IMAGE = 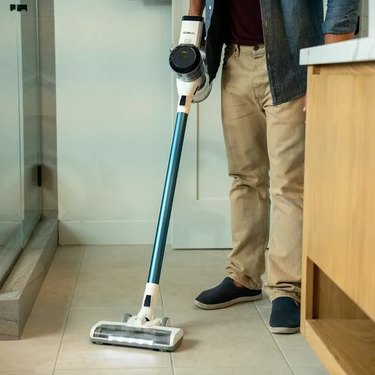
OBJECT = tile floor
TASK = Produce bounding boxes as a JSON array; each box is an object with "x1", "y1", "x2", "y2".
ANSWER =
[{"x1": 0, "y1": 246, "x2": 328, "y2": 375}]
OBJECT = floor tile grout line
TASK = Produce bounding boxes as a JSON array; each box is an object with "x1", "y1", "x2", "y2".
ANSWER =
[
  {"x1": 253, "y1": 302, "x2": 296, "y2": 375},
  {"x1": 51, "y1": 245, "x2": 87, "y2": 375}
]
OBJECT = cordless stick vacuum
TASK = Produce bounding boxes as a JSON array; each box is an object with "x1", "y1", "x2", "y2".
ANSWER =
[{"x1": 89, "y1": 16, "x2": 211, "y2": 352}]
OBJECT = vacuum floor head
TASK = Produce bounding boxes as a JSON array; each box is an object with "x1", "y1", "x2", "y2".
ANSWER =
[{"x1": 90, "y1": 321, "x2": 183, "y2": 352}]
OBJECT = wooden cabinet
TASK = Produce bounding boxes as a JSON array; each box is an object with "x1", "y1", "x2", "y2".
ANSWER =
[{"x1": 301, "y1": 62, "x2": 375, "y2": 374}]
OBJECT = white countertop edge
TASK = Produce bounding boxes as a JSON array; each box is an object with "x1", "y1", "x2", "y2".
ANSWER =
[{"x1": 300, "y1": 37, "x2": 375, "y2": 65}]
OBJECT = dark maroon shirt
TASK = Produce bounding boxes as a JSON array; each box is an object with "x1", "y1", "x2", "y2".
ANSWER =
[{"x1": 224, "y1": 0, "x2": 264, "y2": 46}]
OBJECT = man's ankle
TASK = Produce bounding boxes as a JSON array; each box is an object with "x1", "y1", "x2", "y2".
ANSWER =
[{"x1": 233, "y1": 279, "x2": 245, "y2": 288}]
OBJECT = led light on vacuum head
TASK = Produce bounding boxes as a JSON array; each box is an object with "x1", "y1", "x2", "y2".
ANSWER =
[
  {"x1": 93, "y1": 324, "x2": 170, "y2": 345},
  {"x1": 90, "y1": 321, "x2": 183, "y2": 351}
]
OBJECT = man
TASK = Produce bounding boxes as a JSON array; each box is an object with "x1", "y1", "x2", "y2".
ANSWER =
[{"x1": 190, "y1": 0, "x2": 359, "y2": 333}]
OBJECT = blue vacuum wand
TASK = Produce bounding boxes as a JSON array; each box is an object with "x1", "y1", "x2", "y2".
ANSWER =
[
  {"x1": 148, "y1": 111, "x2": 188, "y2": 284},
  {"x1": 90, "y1": 16, "x2": 211, "y2": 352}
]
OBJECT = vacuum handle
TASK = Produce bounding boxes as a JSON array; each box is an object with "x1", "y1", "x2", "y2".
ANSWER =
[{"x1": 178, "y1": 16, "x2": 204, "y2": 47}]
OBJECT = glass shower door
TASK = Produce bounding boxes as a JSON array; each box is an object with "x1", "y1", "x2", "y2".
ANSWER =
[
  {"x1": 0, "y1": 1, "x2": 23, "y2": 284},
  {"x1": 0, "y1": 0, "x2": 41, "y2": 286},
  {"x1": 19, "y1": 0, "x2": 41, "y2": 245}
]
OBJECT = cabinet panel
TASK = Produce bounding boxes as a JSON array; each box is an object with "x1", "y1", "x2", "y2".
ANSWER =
[
  {"x1": 305, "y1": 319, "x2": 375, "y2": 375},
  {"x1": 303, "y1": 62, "x2": 375, "y2": 321}
]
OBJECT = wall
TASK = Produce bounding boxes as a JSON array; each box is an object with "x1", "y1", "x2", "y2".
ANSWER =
[
  {"x1": 360, "y1": 0, "x2": 369, "y2": 36},
  {"x1": 53, "y1": 0, "x2": 369, "y2": 246},
  {"x1": 55, "y1": 0, "x2": 172, "y2": 244},
  {"x1": 368, "y1": 0, "x2": 374, "y2": 37}
]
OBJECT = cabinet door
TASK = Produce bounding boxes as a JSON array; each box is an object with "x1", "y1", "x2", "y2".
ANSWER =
[
  {"x1": 171, "y1": 1, "x2": 231, "y2": 248},
  {"x1": 303, "y1": 63, "x2": 375, "y2": 320}
]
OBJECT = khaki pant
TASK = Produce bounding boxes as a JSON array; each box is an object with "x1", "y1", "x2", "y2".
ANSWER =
[{"x1": 221, "y1": 44, "x2": 305, "y2": 302}]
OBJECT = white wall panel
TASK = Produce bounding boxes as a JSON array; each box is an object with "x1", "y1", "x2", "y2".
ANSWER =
[{"x1": 55, "y1": 0, "x2": 172, "y2": 244}]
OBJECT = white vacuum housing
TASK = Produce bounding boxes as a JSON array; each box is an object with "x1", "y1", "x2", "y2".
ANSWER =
[{"x1": 169, "y1": 15, "x2": 212, "y2": 112}]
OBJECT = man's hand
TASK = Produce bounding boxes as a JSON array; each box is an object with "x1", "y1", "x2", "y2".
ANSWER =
[
  {"x1": 188, "y1": 0, "x2": 204, "y2": 16},
  {"x1": 324, "y1": 32, "x2": 355, "y2": 44}
]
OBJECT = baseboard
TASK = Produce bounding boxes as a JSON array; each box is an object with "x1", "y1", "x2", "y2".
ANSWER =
[
  {"x1": 0, "y1": 218, "x2": 58, "y2": 340},
  {"x1": 58, "y1": 220, "x2": 163, "y2": 245}
]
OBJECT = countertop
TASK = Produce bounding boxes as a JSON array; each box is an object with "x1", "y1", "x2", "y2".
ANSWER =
[{"x1": 300, "y1": 37, "x2": 375, "y2": 65}]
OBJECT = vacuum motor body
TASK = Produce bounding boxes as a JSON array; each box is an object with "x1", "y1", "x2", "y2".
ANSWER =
[{"x1": 169, "y1": 16, "x2": 211, "y2": 103}]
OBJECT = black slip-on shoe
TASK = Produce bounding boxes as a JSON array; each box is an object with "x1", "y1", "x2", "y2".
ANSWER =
[
  {"x1": 194, "y1": 277, "x2": 263, "y2": 310},
  {"x1": 269, "y1": 296, "x2": 300, "y2": 334}
]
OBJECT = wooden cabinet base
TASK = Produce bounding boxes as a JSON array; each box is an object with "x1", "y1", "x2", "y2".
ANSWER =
[
  {"x1": 302, "y1": 62, "x2": 375, "y2": 374},
  {"x1": 305, "y1": 320, "x2": 375, "y2": 375}
]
